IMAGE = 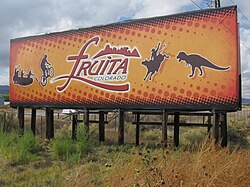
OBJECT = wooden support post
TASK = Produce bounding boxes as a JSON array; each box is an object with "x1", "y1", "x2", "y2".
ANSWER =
[
  {"x1": 3, "y1": 112, "x2": 7, "y2": 133},
  {"x1": 84, "y1": 109, "x2": 89, "y2": 137},
  {"x1": 162, "y1": 109, "x2": 168, "y2": 147},
  {"x1": 18, "y1": 107, "x2": 25, "y2": 136},
  {"x1": 135, "y1": 113, "x2": 140, "y2": 146},
  {"x1": 174, "y1": 112, "x2": 180, "y2": 147},
  {"x1": 118, "y1": 109, "x2": 124, "y2": 145},
  {"x1": 213, "y1": 112, "x2": 220, "y2": 145},
  {"x1": 207, "y1": 114, "x2": 212, "y2": 139},
  {"x1": 50, "y1": 110, "x2": 54, "y2": 138},
  {"x1": 72, "y1": 115, "x2": 77, "y2": 140},
  {"x1": 221, "y1": 113, "x2": 228, "y2": 147},
  {"x1": 31, "y1": 109, "x2": 36, "y2": 136},
  {"x1": 46, "y1": 108, "x2": 52, "y2": 140},
  {"x1": 99, "y1": 111, "x2": 105, "y2": 142}
]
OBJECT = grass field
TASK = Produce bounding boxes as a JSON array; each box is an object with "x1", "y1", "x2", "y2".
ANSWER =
[{"x1": 0, "y1": 113, "x2": 249, "y2": 187}]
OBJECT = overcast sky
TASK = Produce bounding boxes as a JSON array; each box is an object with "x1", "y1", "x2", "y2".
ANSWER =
[{"x1": 1, "y1": 0, "x2": 250, "y2": 97}]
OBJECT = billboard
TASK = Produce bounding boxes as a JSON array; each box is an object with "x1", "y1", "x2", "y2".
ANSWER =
[{"x1": 10, "y1": 6, "x2": 240, "y2": 111}]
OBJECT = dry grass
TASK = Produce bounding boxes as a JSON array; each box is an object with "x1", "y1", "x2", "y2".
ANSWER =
[{"x1": 63, "y1": 142, "x2": 250, "y2": 187}]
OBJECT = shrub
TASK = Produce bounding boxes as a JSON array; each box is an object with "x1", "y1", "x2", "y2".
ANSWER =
[
  {"x1": 0, "y1": 130, "x2": 40, "y2": 164},
  {"x1": 51, "y1": 124, "x2": 91, "y2": 164},
  {"x1": 228, "y1": 119, "x2": 250, "y2": 149}
]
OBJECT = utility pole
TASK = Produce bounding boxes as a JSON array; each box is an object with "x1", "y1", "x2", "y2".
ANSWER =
[{"x1": 215, "y1": 0, "x2": 221, "y2": 8}]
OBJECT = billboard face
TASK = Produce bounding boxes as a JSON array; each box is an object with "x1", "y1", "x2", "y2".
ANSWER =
[{"x1": 10, "y1": 6, "x2": 240, "y2": 111}]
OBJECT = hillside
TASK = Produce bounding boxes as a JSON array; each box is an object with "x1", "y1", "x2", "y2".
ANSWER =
[{"x1": 0, "y1": 85, "x2": 9, "y2": 95}]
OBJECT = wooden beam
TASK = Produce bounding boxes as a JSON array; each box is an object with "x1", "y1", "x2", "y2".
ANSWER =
[
  {"x1": 18, "y1": 107, "x2": 25, "y2": 136},
  {"x1": 135, "y1": 113, "x2": 140, "y2": 146},
  {"x1": 50, "y1": 110, "x2": 54, "y2": 139},
  {"x1": 221, "y1": 113, "x2": 228, "y2": 147},
  {"x1": 84, "y1": 109, "x2": 89, "y2": 137},
  {"x1": 132, "y1": 121, "x2": 212, "y2": 127},
  {"x1": 207, "y1": 115, "x2": 212, "y2": 139},
  {"x1": 99, "y1": 111, "x2": 105, "y2": 142},
  {"x1": 213, "y1": 112, "x2": 220, "y2": 145},
  {"x1": 3, "y1": 112, "x2": 7, "y2": 133},
  {"x1": 45, "y1": 109, "x2": 54, "y2": 139},
  {"x1": 72, "y1": 115, "x2": 77, "y2": 140},
  {"x1": 118, "y1": 109, "x2": 124, "y2": 145},
  {"x1": 162, "y1": 109, "x2": 168, "y2": 147},
  {"x1": 31, "y1": 109, "x2": 36, "y2": 136},
  {"x1": 174, "y1": 112, "x2": 180, "y2": 147}
]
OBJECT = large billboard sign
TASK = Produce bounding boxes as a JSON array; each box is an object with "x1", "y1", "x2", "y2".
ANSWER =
[{"x1": 10, "y1": 6, "x2": 240, "y2": 111}]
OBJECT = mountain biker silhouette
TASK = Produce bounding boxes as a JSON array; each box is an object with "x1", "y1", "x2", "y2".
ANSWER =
[
  {"x1": 40, "y1": 54, "x2": 51, "y2": 77},
  {"x1": 39, "y1": 54, "x2": 54, "y2": 86}
]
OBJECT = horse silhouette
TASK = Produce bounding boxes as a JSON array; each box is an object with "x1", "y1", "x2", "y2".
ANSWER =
[{"x1": 142, "y1": 43, "x2": 169, "y2": 81}]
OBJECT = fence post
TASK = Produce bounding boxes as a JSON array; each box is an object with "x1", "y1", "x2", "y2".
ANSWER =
[{"x1": 2, "y1": 112, "x2": 7, "y2": 133}]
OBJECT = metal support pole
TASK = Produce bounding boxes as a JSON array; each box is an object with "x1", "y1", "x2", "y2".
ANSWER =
[
  {"x1": 174, "y1": 112, "x2": 180, "y2": 147},
  {"x1": 162, "y1": 109, "x2": 168, "y2": 147},
  {"x1": 135, "y1": 113, "x2": 140, "y2": 146},
  {"x1": 215, "y1": 0, "x2": 221, "y2": 8},
  {"x1": 18, "y1": 107, "x2": 25, "y2": 136},
  {"x1": 118, "y1": 109, "x2": 124, "y2": 145},
  {"x1": 99, "y1": 111, "x2": 105, "y2": 142},
  {"x1": 31, "y1": 108, "x2": 36, "y2": 136}
]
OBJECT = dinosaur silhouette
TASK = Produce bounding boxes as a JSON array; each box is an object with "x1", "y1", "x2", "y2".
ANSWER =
[
  {"x1": 176, "y1": 51, "x2": 231, "y2": 78},
  {"x1": 142, "y1": 43, "x2": 169, "y2": 81}
]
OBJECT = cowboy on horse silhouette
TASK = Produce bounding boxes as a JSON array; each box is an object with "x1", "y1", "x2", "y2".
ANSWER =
[{"x1": 141, "y1": 43, "x2": 169, "y2": 81}]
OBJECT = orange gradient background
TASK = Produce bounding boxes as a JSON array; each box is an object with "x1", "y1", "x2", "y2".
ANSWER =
[{"x1": 10, "y1": 6, "x2": 240, "y2": 111}]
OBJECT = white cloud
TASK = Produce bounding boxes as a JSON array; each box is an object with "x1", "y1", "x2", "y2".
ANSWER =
[{"x1": 1, "y1": 0, "x2": 250, "y2": 99}]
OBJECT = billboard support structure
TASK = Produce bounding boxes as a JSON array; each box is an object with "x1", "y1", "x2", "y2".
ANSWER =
[
  {"x1": 174, "y1": 112, "x2": 180, "y2": 147},
  {"x1": 135, "y1": 113, "x2": 140, "y2": 146},
  {"x1": 72, "y1": 115, "x2": 78, "y2": 140},
  {"x1": 220, "y1": 113, "x2": 228, "y2": 147},
  {"x1": 18, "y1": 107, "x2": 24, "y2": 136},
  {"x1": 118, "y1": 109, "x2": 125, "y2": 145},
  {"x1": 213, "y1": 111, "x2": 220, "y2": 145},
  {"x1": 31, "y1": 109, "x2": 36, "y2": 136},
  {"x1": 99, "y1": 111, "x2": 105, "y2": 142},
  {"x1": 162, "y1": 110, "x2": 168, "y2": 147}
]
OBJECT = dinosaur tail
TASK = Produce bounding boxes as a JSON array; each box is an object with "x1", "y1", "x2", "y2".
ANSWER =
[{"x1": 205, "y1": 63, "x2": 231, "y2": 71}]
